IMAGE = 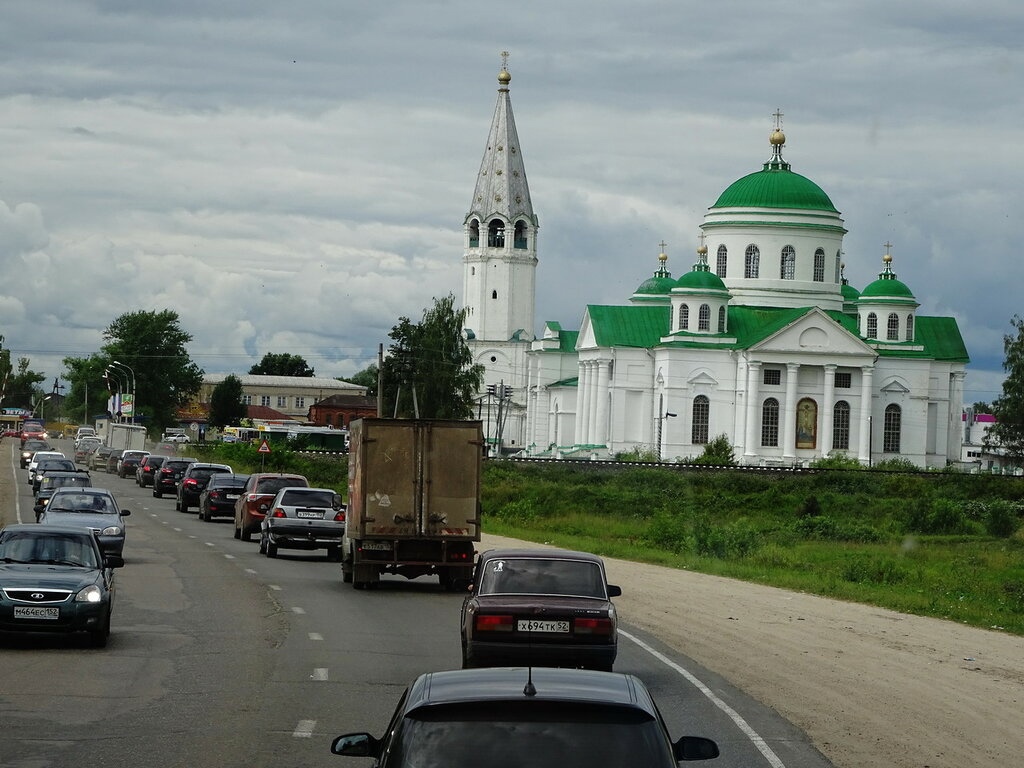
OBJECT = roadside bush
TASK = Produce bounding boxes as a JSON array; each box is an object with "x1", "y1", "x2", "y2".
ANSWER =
[
  {"x1": 908, "y1": 498, "x2": 979, "y2": 535},
  {"x1": 982, "y1": 501, "x2": 1023, "y2": 538},
  {"x1": 646, "y1": 508, "x2": 690, "y2": 553},
  {"x1": 692, "y1": 514, "x2": 760, "y2": 558},
  {"x1": 614, "y1": 445, "x2": 660, "y2": 462},
  {"x1": 840, "y1": 554, "x2": 910, "y2": 585},
  {"x1": 810, "y1": 454, "x2": 864, "y2": 470},
  {"x1": 493, "y1": 498, "x2": 540, "y2": 526}
]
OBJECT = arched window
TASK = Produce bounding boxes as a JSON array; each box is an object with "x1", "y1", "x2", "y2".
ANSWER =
[
  {"x1": 866, "y1": 312, "x2": 878, "y2": 339},
  {"x1": 492, "y1": 290, "x2": 498, "y2": 299},
  {"x1": 883, "y1": 404, "x2": 902, "y2": 453},
  {"x1": 716, "y1": 245, "x2": 728, "y2": 277},
  {"x1": 761, "y1": 397, "x2": 780, "y2": 447},
  {"x1": 698, "y1": 304, "x2": 711, "y2": 331},
  {"x1": 906, "y1": 314, "x2": 914, "y2": 341},
  {"x1": 832, "y1": 401, "x2": 850, "y2": 450},
  {"x1": 487, "y1": 219, "x2": 505, "y2": 248},
  {"x1": 717, "y1": 306, "x2": 726, "y2": 333},
  {"x1": 745, "y1": 245, "x2": 760, "y2": 278},
  {"x1": 692, "y1": 395, "x2": 710, "y2": 445},
  {"x1": 469, "y1": 219, "x2": 480, "y2": 247},
  {"x1": 678, "y1": 304, "x2": 689, "y2": 330},
  {"x1": 887, "y1": 313, "x2": 899, "y2": 341},
  {"x1": 813, "y1": 248, "x2": 826, "y2": 282},
  {"x1": 780, "y1": 245, "x2": 796, "y2": 280},
  {"x1": 513, "y1": 220, "x2": 528, "y2": 249}
]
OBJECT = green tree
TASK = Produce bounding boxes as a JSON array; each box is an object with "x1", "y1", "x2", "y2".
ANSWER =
[
  {"x1": 249, "y1": 353, "x2": 315, "y2": 377},
  {"x1": 208, "y1": 374, "x2": 247, "y2": 429},
  {"x1": 380, "y1": 294, "x2": 483, "y2": 419},
  {"x1": 341, "y1": 364, "x2": 379, "y2": 396},
  {"x1": 987, "y1": 315, "x2": 1024, "y2": 468},
  {"x1": 0, "y1": 335, "x2": 46, "y2": 410},
  {"x1": 63, "y1": 310, "x2": 203, "y2": 434}
]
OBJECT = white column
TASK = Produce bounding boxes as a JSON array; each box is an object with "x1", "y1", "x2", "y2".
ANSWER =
[
  {"x1": 734, "y1": 356, "x2": 747, "y2": 453},
  {"x1": 782, "y1": 363, "x2": 799, "y2": 459},
  {"x1": 574, "y1": 361, "x2": 590, "y2": 446},
  {"x1": 948, "y1": 371, "x2": 966, "y2": 462},
  {"x1": 821, "y1": 364, "x2": 836, "y2": 456},
  {"x1": 587, "y1": 361, "x2": 600, "y2": 445},
  {"x1": 744, "y1": 360, "x2": 761, "y2": 459},
  {"x1": 595, "y1": 360, "x2": 611, "y2": 447},
  {"x1": 858, "y1": 366, "x2": 874, "y2": 463}
]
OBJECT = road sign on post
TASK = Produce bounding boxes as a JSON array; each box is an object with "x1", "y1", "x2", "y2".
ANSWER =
[{"x1": 258, "y1": 438, "x2": 271, "y2": 471}]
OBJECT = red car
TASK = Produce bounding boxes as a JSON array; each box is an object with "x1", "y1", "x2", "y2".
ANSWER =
[{"x1": 233, "y1": 473, "x2": 309, "y2": 541}]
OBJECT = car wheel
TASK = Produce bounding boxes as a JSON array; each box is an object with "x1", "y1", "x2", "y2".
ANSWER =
[
  {"x1": 154, "y1": 488, "x2": 162, "y2": 498},
  {"x1": 174, "y1": 497, "x2": 181, "y2": 511},
  {"x1": 326, "y1": 545, "x2": 342, "y2": 562},
  {"x1": 266, "y1": 541, "x2": 278, "y2": 558},
  {"x1": 233, "y1": 524, "x2": 241, "y2": 540},
  {"x1": 240, "y1": 527, "x2": 252, "y2": 542},
  {"x1": 89, "y1": 615, "x2": 111, "y2": 648},
  {"x1": 181, "y1": 499, "x2": 190, "y2": 513},
  {"x1": 258, "y1": 535, "x2": 267, "y2": 554}
]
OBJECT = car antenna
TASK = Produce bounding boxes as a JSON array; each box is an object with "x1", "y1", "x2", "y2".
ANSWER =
[{"x1": 523, "y1": 667, "x2": 536, "y2": 698}]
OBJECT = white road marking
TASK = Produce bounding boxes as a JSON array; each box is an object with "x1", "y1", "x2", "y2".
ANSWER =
[
  {"x1": 309, "y1": 632, "x2": 323, "y2": 641},
  {"x1": 311, "y1": 668, "x2": 328, "y2": 681},
  {"x1": 224, "y1": 554, "x2": 236, "y2": 560},
  {"x1": 269, "y1": 584, "x2": 282, "y2": 591},
  {"x1": 205, "y1": 542, "x2": 215, "y2": 547},
  {"x1": 621, "y1": 629, "x2": 787, "y2": 768},
  {"x1": 245, "y1": 568, "x2": 258, "y2": 575},
  {"x1": 292, "y1": 606, "x2": 306, "y2": 615},
  {"x1": 293, "y1": 720, "x2": 316, "y2": 738}
]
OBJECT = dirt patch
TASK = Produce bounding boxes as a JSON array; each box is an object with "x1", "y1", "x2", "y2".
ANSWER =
[{"x1": 481, "y1": 533, "x2": 1024, "y2": 768}]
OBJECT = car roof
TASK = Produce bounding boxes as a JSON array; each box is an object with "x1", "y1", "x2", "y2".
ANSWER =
[
  {"x1": 407, "y1": 668, "x2": 656, "y2": 714},
  {"x1": 478, "y1": 548, "x2": 607, "y2": 565},
  {"x1": 188, "y1": 463, "x2": 232, "y2": 470},
  {"x1": 50, "y1": 486, "x2": 115, "y2": 497},
  {"x1": 1, "y1": 522, "x2": 98, "y2": 540},
  {"x1": 41, "y1": 470, "x2": 91, "y2": 478}
]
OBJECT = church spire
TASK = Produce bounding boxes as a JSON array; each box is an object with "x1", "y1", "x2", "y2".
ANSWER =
[{"x1": 467, "y1": 53, "x2": 535, "y2": 224}]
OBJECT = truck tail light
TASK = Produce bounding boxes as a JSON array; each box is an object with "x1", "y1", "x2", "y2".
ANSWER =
[
  {"x1": 475, "y1": 614, "x2": 514, "y2": 633},
  {"x1": 573, "y1": 617, "x2": 613, "y2": 635}
]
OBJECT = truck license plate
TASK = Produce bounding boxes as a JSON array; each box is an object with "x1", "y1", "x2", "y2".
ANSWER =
[
  {"x1": 361, "y1": 541, "x2": 392, "y2": 551},
  {"x1": 15, "y1": 606, "x2": 60, "y2": 620},
  {"x1": 517, "y1": 619, "x2": 569, "y2": 633}
]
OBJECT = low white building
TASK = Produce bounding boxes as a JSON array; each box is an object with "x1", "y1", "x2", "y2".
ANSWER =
[{"x1": 199, "y1": 374, "x2": 366, "y2": 421}]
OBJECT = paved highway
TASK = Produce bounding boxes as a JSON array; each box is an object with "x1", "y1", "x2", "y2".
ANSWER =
[{"x1": 1, "y1": 438, "x2": 834, "y2": 768}]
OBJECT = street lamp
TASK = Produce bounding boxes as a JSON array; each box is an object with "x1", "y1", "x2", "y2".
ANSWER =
[
  {"x1": 104, "y1": 368, "x2": 124, "y2": 422},
  {"x1": 110, "y1": 360, "x2": 136, "y2": 425}
]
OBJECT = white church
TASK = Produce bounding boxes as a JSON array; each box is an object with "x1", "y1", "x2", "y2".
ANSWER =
[{"x1": 461, "y1": 62, "x2": 969, "y2": 468}]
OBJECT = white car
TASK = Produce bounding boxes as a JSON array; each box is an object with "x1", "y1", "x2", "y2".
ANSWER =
[{"x1": 163, "y1": 434, "x2": 190, "y2": 444}]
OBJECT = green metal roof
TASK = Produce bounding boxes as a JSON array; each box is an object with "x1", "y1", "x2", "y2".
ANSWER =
[
  {"x1": 712, "y1": 166, "x2": 838, "y2": 212},
  {"x1": 675, "y1": 269, "x2": 729, "y2": 292},
  {"x1": 841, "y1": 283, "x2": 861, "y2": 301},
  {"x1": 860, "y1": 276, "x2": 915, "y2": 299},
  {"x1": 586, "y1": 305, "x2": 669, "y2": 347},
  {"x1": 634, "y1": 275, "x2": 676, "y2": 295}
]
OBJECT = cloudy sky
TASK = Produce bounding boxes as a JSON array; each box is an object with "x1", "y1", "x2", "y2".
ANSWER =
[{"x1": 1, "y1": 0, "x2": 1020, "y2": 403}]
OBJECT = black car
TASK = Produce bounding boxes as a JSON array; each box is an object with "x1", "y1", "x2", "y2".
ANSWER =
[
  {"x1": 461, "y1": 549, "x2": 621, "y2": 671},
  {"x1": 329, "y1": 667, "x2": 719, "y2": 767},
  {"x1": 0, "y1": 523, "x2": 124, "y2": 647},
  {"x1": 175, "y1": 463, "x2": 233, "y2": 513},
  {"x1": 117, "y1": 450, "x2": 149, "y2": 479},
  {"x1": 135, "y1": 455, "x2": 167, "y2": 486},
  {"x1": 31, "y1": 457, "x2": 78, "y2": 493},
  {"x1": 19, "y1": 439, "x2": 51, "y2": 469},
  {"x1": 33, "y1": 471, "x2": 93, "y2": 521},
  {"x1": 198, "y1": 473, "x2": 249, "y2": 522},
  {"x1": 152, "y1": 457, "x2": 197, "y2": 498}
]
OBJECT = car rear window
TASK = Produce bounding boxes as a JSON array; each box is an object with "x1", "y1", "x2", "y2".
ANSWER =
[
  {"x1": 280, "y1": 489, "x2": 335, "y2": 507},
  {"x1": 392, "y1": 702, "x2": 668, "y2": 768},
  {"x1": 257, "y1": 477, "x2": 308, "y2": 495},
  {"x1": 479, "y1": 558, "x2": 607, "y2": 598}
]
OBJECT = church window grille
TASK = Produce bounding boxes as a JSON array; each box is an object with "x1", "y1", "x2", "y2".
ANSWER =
[
  {"x1": 744, "y1": 245, "x2": 760, "y2": 278},
  {"x1": 763, "y1": 368, "x2": 781, "y2": 386},
  {"x1": 698, "y1": 304, "x2": 711, "y2": 331},
  {"x1": 813, "y1": 248, "x2": 826, "y2": 282},
  {"x1": 883, "y1": 404, "x2": 902, "y2": 453},
  {"x1": 866, "y1": 312, "x2": 878, "y2": 339},
  {"x1": 887, "y1": 313, "x2": 899, "y2": 341},
  {"x1": 487, "y1": 219, "x2": 505, "y2": 248},
  {"x1": 514, "y1": 221, "x2": 528, "y2": 249},
  {"x1": 834, "y1": 372, "x2": 852, "y2": 388},
  {"x1": 678, "y1": 304, "x2": 689, "y2": 330},
  {"x1": 717, "y1": 306, "x2": 726, "y2": 333},
  {"x1": 906, "y1": 315, "x2": 914, "y2": 341},
  {"x1": 780, "y1": 245, "x2": 796, "y2": 280},
  {"x1": 692, "y1": 395, "x2": 710, "y2": 445},
  {"x1": 469, "y1": 219, "x2": 480, "y2": 247},
  {"x1": 832, "y1": 401, "x2": 850, "y2": 450},
  {"x1": 761, "y1": 398, "x2": 780, "y2": 447},
  {"x1": 716, "y1": 245, "x2": 727, "y2": 277}
]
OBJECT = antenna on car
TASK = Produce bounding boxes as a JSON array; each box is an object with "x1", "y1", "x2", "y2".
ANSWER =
[{"x1": 523, "y1": 667, "x2": 536, "y2": 697}]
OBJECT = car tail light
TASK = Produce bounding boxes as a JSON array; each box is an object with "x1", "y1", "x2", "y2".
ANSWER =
[
  {"x1": 209, "y1": 490, "x2": 221, "y2": 499},
  {"x1": 333, "y1": 510, "x2": 346, "y2": 522},
  {"x1": 272, "y1": 508, "x2": 287, "y2": 518},
  {"x1": 247, "y1": 493, "x2": 259, "y2": 502},
  {"x1": 184, "y1": 478, "x2": 199, "y2": 488},
  {"x1": 474, "y1": 614, "x2": 514, "y2": 632},
  {"x1": 573, "y1": 617, "x2": 613, "y2": 635}
]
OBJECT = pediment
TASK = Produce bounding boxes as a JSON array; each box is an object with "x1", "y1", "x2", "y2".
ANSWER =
[
  {"x1": 687, "y1": 370, "x2": 718, "y2": 387},
  {"x1": 750, "y1": 308, "x2": 875, "y2": 360},
  {"x1": 576, "y1": 311, "x2": 597, "y2": 351}
]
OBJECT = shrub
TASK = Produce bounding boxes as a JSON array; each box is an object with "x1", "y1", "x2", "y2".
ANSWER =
[
  {"x1": 646, "y1": 509, "x2": 690, "y2": 552},
  {"x1": 614, "y1": 445, "x2": 660, "y2": 462},
  {"x1": 840, "y1": 554, "x2": 910, "y2": 584},
  {"x1": 983, "y1": 501, "x2": 1022, "y2": 538},
  {"x1": 686, "y1": 434, "x2": 737, "y2": 466},
  {"x1": 810, "y1": 454, "x2": 864, "y2": 470}
]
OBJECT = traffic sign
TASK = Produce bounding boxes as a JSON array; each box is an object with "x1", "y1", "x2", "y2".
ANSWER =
[{"x1": 258, "y1": 439, "x2": 271, "y2": 454}]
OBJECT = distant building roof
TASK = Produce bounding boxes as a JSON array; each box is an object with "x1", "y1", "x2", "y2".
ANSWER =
[
  {"x1": 312, "y1": 394, "x2": 378, "y2": 408},
  {"x1": 203, "y1": 374, "x2": 365, "y2": 392},
  {"x1": 246, "y1": 405, "x2": 291, "y2": 420}
]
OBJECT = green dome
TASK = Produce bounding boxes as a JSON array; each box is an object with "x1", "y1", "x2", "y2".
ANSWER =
[
  {"x1": 841, "y1": 282, "x2": 861, "y2": 301},
  {"x1": 634, "y1": 275, "x2": 677, "y2": 295},
  {"x1": 676, "y1": 269, "x2": 729, "y2": 292},
  {"x1": 712, "y1": 165, "x2": 838, "y2": 212},
  {"x1": 860, "y1": 277, "x2": 915, "y2": 300}
]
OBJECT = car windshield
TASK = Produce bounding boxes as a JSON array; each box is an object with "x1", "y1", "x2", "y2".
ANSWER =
[
  {"x1": 0, "y1": 532, "x2": 100, "y2": 568},
  {"x1": 49, "y1": 493, "x2": 116, "y2": 514},
  {"x1": 280, "y1": 489, "x2": 335, "y2": 507},
  {"x1": 388, "y1": 702, "x2": 670, "y2": 768},
  {"x1": 479, "y1": 558, "x2": 607, "y2": 598}
]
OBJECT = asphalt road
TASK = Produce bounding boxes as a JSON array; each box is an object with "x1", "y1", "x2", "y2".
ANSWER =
[{"x1": 1, "y1": 438, "x2": 834, "y2": 768}]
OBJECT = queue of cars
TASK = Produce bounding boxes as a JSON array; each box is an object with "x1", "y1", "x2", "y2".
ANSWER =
[{"x1": 5, "y1": 437, "x2": 722, "y2": 765}]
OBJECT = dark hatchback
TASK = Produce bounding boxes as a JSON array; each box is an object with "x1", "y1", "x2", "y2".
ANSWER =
[
  {"x1": 329, "y1": 667, "x2": 719, "y2": 767},
  {"x1": 199, "y1": 474, "x2": 249, "y2": 522},
  {"x1": 135, "y1": 455, "x2": 167, "y2": 486},
  {"x1": 33, "y1": 471, "x2": 93, "y2": 521},
  {"x1": 0, "y1": 524, "x2": 124, "y2": 647},
  {"x1": 176, "y1": 463, "x2": 232, "y2": 513},
  {"x1": 461, "y1": 549, "x2": 621, "y2": 672},
  {"x1": 152, "y1": 458, "x2": 197, "y2": 498},
  {"x1": 31, "y1": 457, "x2": 77, "y2": 493}
]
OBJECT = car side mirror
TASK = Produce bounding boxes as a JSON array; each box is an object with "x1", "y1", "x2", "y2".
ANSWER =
[
  {"x1": 331, "y1": 733, "x2": 380, "y2": 757},
  {"x1": 674, "y1": 736, "x2": 720, "y2": 761},
  {"x1": 607, "y1": 584, "x2": 622, "y2": 598},
  {"x1": 120, "y1": 509, "x2": 131, "y2": 516},
  {"x1": 104, "y1": 555, "x2": 126, "y2": 569}
]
